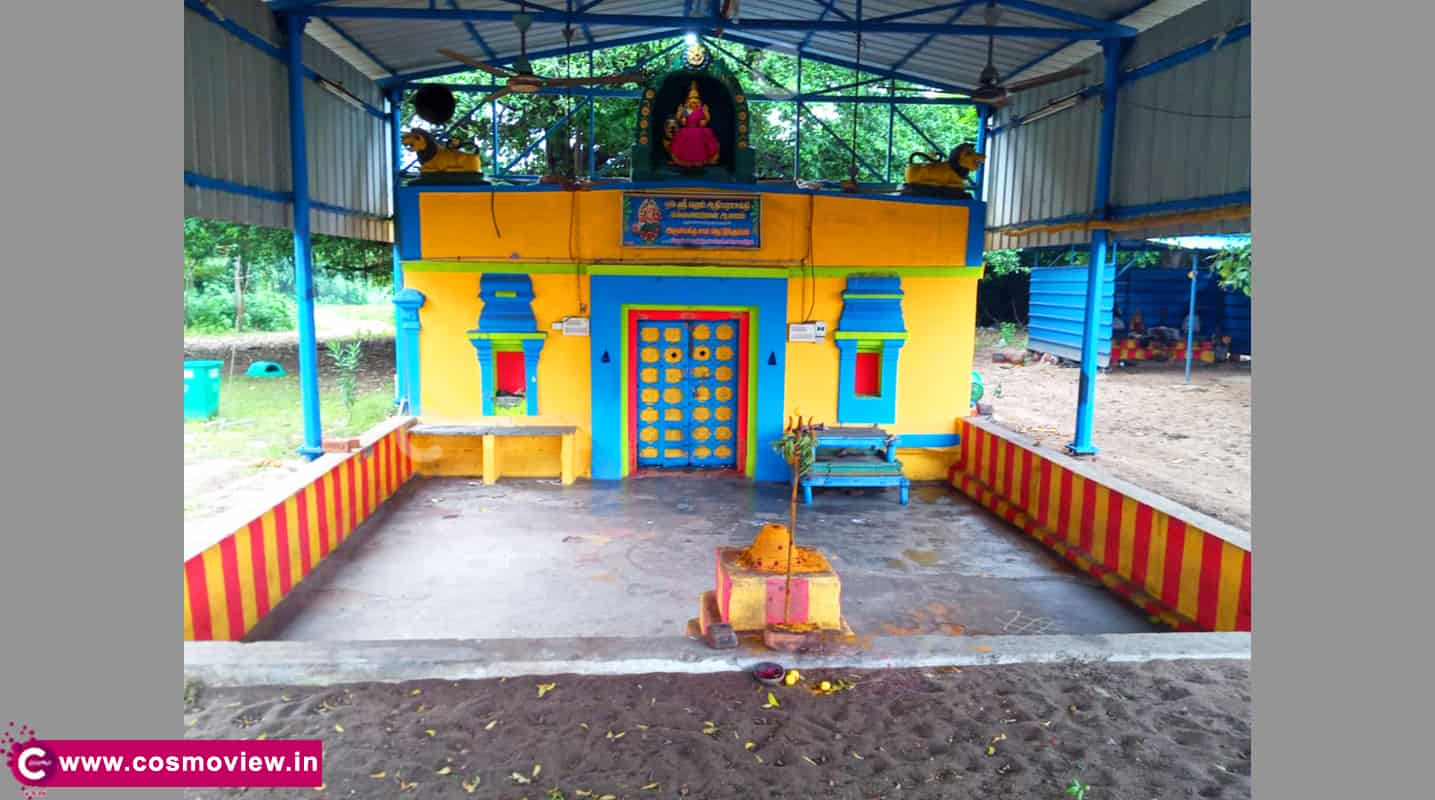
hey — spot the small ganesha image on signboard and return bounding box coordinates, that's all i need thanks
[630,197,663,242]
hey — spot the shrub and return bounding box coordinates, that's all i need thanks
[183,286,296,333]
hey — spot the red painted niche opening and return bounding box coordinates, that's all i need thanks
[854,351,881,397]
[495,351,526,395]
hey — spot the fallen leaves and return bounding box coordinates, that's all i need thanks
[537,682,557,699]
[333,724,345,734]
[986,732,1008,756]
[606,730,626,741]
[802,755,819,767]
[485,719,499,731]
[461,776,481,793]
[701,721,720,736]
[510,772,532,785]
[762,691,781,709]
[642,782,660,790]
[744,742,756,751]
[369,771,387,779]
[533,764,543,778]
[424,729,436,737]
[409,688,423,696]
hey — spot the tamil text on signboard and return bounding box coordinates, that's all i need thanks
[622,193,760,249]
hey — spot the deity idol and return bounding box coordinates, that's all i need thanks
[666,81,721,167]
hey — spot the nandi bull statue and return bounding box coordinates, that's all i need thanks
[900,142,985,199]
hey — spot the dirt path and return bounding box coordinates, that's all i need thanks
[183,659,1250,800]
[975,330,1251,532]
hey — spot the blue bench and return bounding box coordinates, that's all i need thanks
[800,426,910,505]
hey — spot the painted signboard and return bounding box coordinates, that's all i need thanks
[622,192,761,248]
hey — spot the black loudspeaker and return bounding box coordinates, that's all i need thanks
[414,85,457,125]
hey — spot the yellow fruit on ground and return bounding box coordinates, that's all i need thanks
[784,670,801,686]
[819,681,833,692]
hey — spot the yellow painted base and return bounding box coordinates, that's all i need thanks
[410,431,576,485]
[716,546,842,632]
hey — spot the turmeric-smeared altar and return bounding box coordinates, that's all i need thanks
[736,523,833,574]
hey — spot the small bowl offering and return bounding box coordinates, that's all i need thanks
[752,661,786,686]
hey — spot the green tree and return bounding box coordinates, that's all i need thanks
[183,218,289,330]
[1208,241,1251,296]
[402,38,978,183]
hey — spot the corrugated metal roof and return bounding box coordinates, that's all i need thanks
[267,1,1188,92]
[983,0,1250,248]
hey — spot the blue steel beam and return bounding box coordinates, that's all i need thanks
[324,18,398,75]
[799,0,845,51]
[891,1,981,72]
[995,1,1136,37]
[449,0,498,60]
[309,7,1125,39]
[380,29,681,86]
[718,29,982,96]
[868,2,971,24]
[893,106,946,155]
[798,104,883,180]
[988,23,1252,137]
[504,97,594,172]
[1069,38,1124,457]
[284,13,324,461]
[703,38,796,95]
[187,0,387,118]
[1004,0,1163,81]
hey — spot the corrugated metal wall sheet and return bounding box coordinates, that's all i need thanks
[184,0,392,242]
[1028,264,1252,365]
[984,0,1250,249]
[1028,264,1115,368]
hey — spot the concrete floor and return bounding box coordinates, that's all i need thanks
[252,476,1158,642]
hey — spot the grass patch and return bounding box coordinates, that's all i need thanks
[183,375,394,462]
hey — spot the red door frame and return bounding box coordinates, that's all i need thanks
[627,309,750,476]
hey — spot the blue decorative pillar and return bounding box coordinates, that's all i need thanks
[521,338,545,416]
[393,288,426,415]
[284,12,323,460]
[470,339,497,416]
[1070,38,1124,457]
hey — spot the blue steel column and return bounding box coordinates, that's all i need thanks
[885,79,895,182]
[974,104,988,197]
[285,13,324,459]
[1184,254,1198,384]
[491,100,501,177]
[387,87,410,412]
[587,51,598,176]
[793,53,802,179]
[1069,38,1123,456]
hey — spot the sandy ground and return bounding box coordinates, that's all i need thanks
[182,659,1251,800]
[974,330,1251,532]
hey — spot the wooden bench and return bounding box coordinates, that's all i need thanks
[409,424,578,485]
[800,425,910,505]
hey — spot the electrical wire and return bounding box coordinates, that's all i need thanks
[1123,101,1250,120]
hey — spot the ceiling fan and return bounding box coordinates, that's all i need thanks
[969,1,1089,108]
[436,9,645,107]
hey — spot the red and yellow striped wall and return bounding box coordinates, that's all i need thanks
[183,417,418,641]
[949,418,1250,632]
